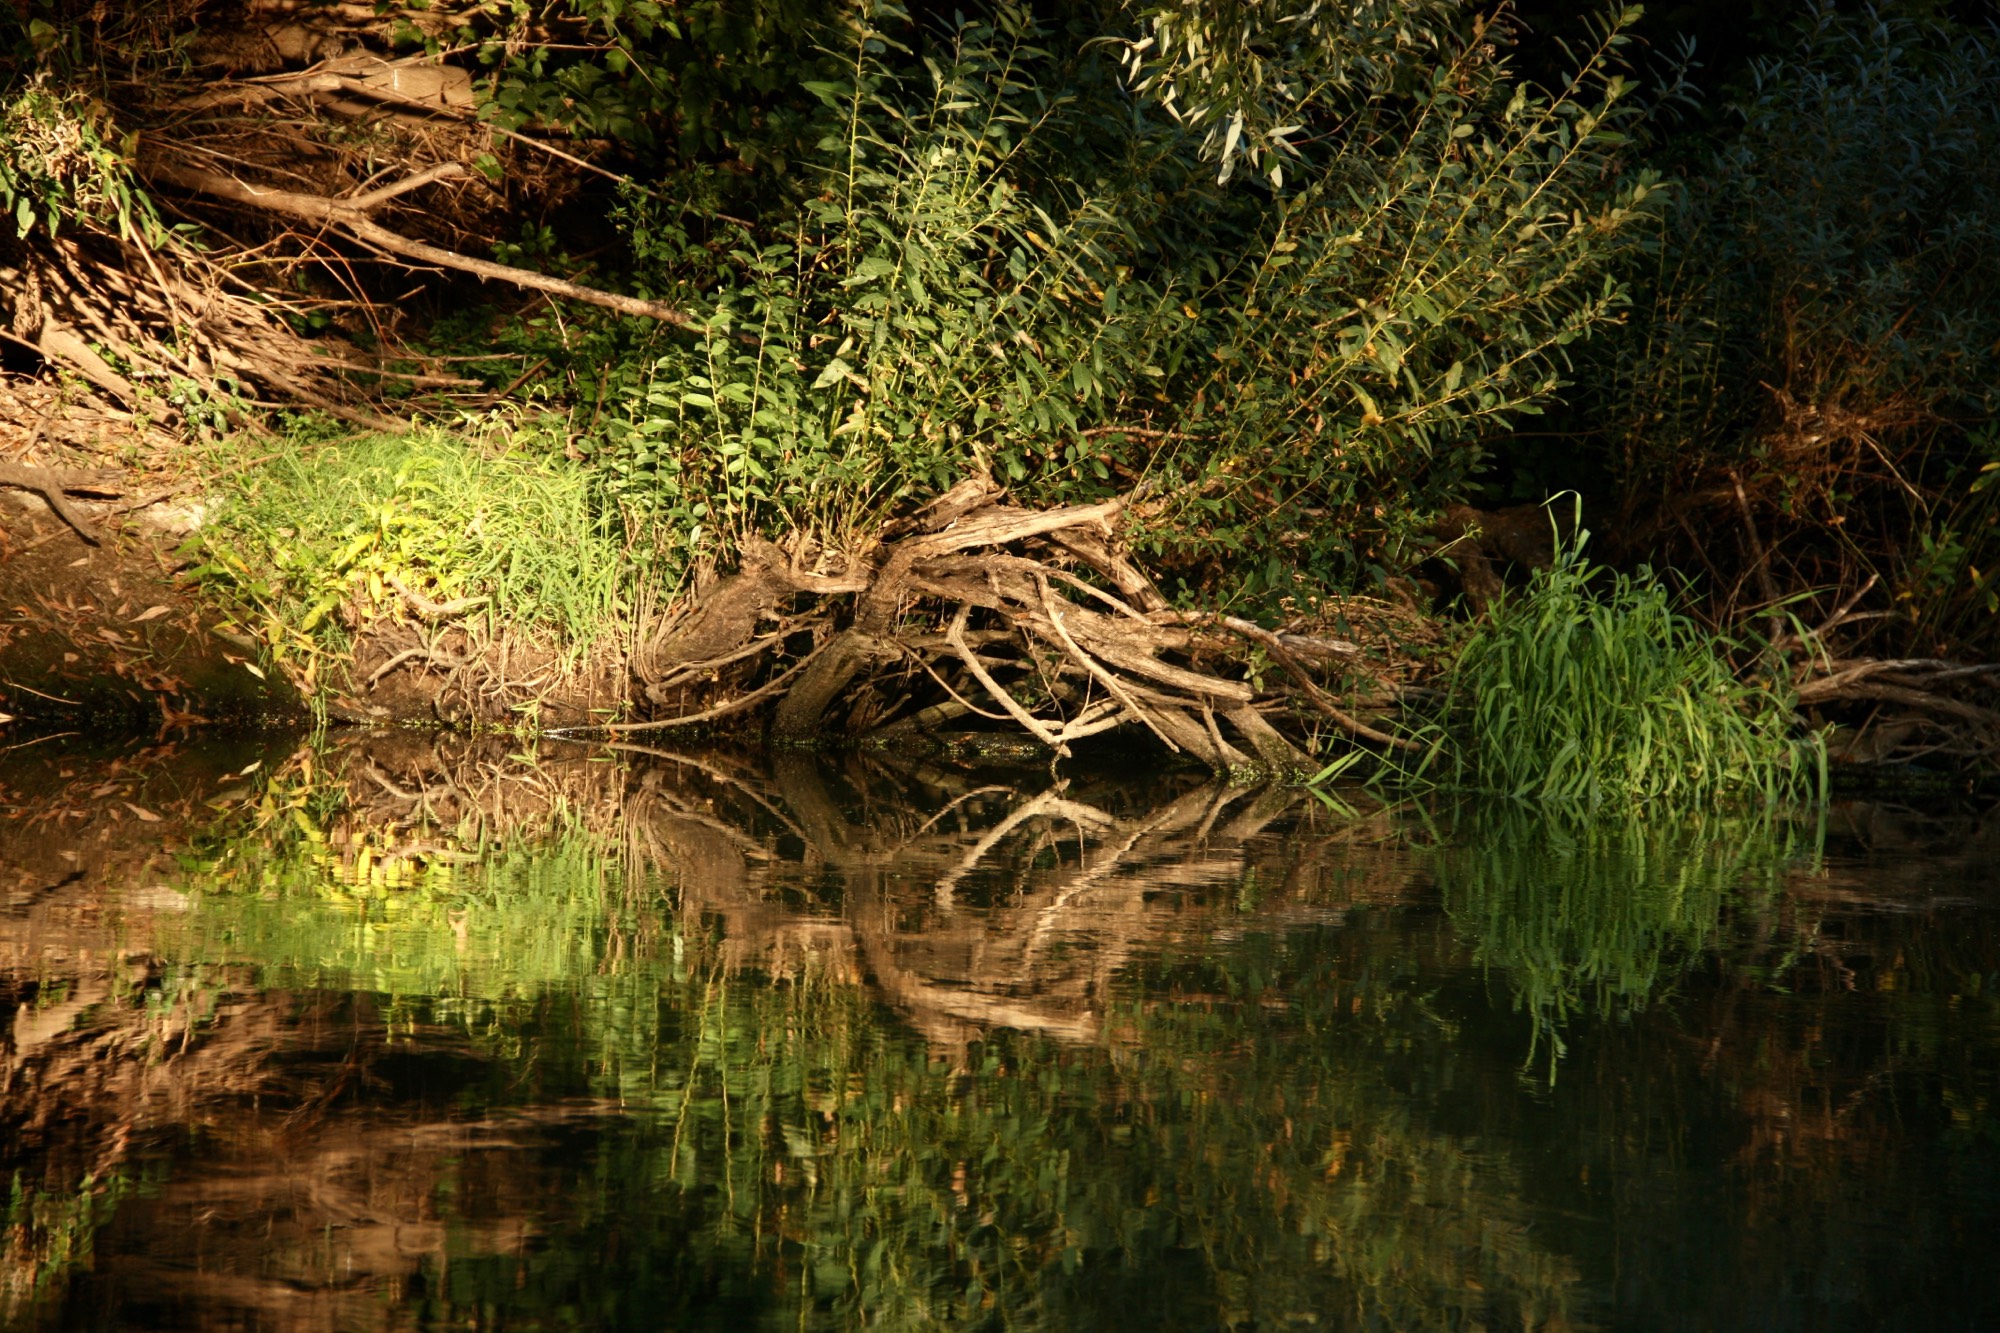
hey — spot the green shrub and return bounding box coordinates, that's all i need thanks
[1587,5,2000,653]
[573,1,1660,599]
[1428,517,1819,805]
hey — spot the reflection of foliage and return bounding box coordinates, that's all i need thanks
[1434,802,1816,1074]
[175,745,653,1009]
[2,1172,129,1326]
[155,754,1588,1329]
[21,739,1995,1328]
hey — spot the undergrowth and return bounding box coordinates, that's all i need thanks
[1419,522,1822,806]
[191,421,638,692]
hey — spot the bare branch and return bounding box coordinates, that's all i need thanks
[145,162,706,329]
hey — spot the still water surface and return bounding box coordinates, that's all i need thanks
[2,734,1996,1331]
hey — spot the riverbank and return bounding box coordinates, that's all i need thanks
[0,388,296,731]
[4,401,1996,792]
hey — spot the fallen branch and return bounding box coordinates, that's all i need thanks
[531,481,1428,769]
[575,648,829,734]
[145,161,707,330]
[1796,658,2000,704]
[0,461,120,546]
[946,603,1068,754]
[1201,613,1420,751]
[387,574,490,620]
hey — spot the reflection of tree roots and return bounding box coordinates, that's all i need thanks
[239,730,1410,1051]
[591,741,1357,1053]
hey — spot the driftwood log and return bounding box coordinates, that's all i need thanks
[1793,657,2000,765]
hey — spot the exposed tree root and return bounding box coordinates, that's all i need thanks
[142,161,704,330]
[580,479,1417,773]
[1796,657,2000,767]
[0,460,121,545]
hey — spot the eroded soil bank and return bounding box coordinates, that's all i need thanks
[0,486,296,731]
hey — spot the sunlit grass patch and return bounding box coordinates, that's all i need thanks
[192,420,638,678]
[1422,527,1822,807]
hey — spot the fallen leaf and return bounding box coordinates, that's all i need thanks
[122,802,163,823]
[130,605,171,623]
[242,662,266,680]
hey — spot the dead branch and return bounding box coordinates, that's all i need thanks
[1201,613,1420,750]
[1797,658,2000,704]
[945,602,1067,754]
[587,482,1428,770]
[0,461,123,546]
[386,574,490,620]
[144,161,706,329]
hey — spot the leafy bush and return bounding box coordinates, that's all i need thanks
[576,1,1661,602]
[1590,5,2000,652]
[1427,518,1818,805]
[0,75,158,243]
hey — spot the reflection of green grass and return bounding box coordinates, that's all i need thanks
[158,799,1586,1329]
[3,1172,130,1326]
[176,826,649,1007]
[1434,803,1815,1073]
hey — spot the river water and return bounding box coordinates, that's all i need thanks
[1,733,1995,1331]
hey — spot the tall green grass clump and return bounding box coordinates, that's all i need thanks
[1434,527,1820,806]
[194,423,634,682]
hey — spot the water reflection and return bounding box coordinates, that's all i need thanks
[1,735,1996,1330]
[1432,803,1817,1073]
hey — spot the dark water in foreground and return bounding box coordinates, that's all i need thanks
[2,735,1996,1332]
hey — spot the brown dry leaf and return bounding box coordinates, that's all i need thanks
[122,801,163,823]
[130,605,171,623]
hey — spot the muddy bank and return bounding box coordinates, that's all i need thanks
[0,482,633,733]
[0,505,299,730]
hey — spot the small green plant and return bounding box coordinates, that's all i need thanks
[1423,515,1821,806]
